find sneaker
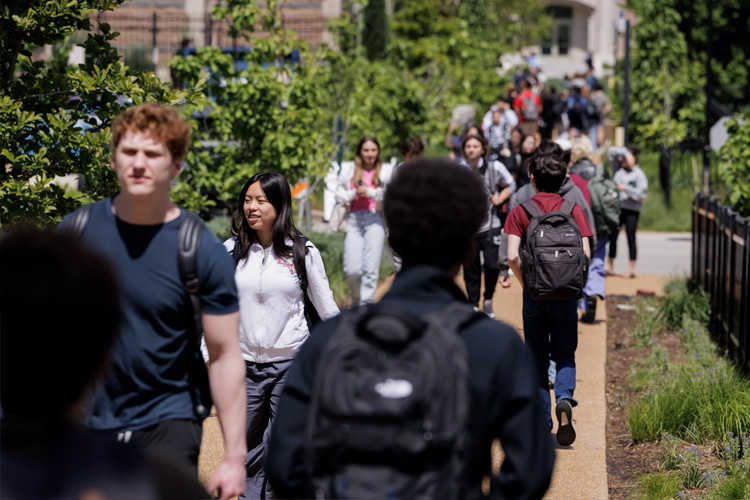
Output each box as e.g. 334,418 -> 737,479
555,399 -> 576,446
482,299 -> 495,319
580,294 -> 597,323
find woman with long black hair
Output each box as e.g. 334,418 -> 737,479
227,172 -> 339,499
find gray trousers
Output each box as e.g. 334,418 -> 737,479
240,359 -> 293,500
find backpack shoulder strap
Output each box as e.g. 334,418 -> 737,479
177,211 -> 204,347
521,199 -> 544,219
178,211 -> 203,294
560,199 -> 576,216
292,235 -> 310,291
66,204 -> 93,238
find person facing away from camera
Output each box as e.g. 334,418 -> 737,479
265,158 -> 555,500
505,152 -> 593,446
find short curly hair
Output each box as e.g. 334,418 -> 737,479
384,158 -> 488,269
111,103 -> 191,160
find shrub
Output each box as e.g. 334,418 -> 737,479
657,279 -> 710,331
635,472 -> 682,500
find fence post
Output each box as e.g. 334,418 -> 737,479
205,13 -> 213,47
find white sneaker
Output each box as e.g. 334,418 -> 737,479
483,299 -> 495,319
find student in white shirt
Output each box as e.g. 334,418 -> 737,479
226,172 -> 339,499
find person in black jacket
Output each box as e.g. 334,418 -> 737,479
265,158 -> 555,500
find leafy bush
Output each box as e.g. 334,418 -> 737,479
719,117 -> 750,217
635,472 -> 682,500
657,279 -> 711,331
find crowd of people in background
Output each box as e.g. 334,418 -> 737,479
1,55 -> 645,498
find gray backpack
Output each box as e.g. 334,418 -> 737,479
521,199 -> 589,301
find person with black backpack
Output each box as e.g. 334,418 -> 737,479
505,153 -> 593,446
58,103 -> 246,499
266,158 -> 555,500
226,172 -> 339,499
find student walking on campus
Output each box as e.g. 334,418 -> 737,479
226,172 -> 339,499
59,103 -> 246,499
336,137 -> 389,306
266,158 -> 555,499
606,146 -> 648,278
506,153 -> 593,446
460,134 -> 516,316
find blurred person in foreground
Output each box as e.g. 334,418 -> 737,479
0,227 -> 209,499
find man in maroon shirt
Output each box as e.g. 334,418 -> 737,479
505,153 -> 592,447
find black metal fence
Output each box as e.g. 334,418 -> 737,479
692,193 -> 750,371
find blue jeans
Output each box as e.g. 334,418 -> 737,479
522,291 -> 579,429
583,234 -> 608,300
344,211 -> 385,305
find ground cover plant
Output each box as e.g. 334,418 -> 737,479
607,279 -> 750,499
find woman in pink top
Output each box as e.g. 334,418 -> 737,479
335,137 -> 386,305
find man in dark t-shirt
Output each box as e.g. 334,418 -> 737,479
59,104 -> 246,500
506,153 -> 592,447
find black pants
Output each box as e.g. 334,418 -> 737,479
117,419 -> 203,475
464,229 -> 500,306
609,208 -> 640,261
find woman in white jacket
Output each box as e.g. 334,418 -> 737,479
226,172 -> 339,499
336,136 -> 387,306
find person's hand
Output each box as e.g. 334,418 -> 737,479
500,275 -> 512,288
617,183 -> 626,191
500,148 -> 511,157
448,121 -> 458,132
355,185 -> 368,197
207,459 -> 246,500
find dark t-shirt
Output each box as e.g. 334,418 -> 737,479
505,192 -> 593,240
60,198 -> 238,431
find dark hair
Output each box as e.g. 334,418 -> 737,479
592,82 -> 603,92
460,133 -> 488,159
527,153 -> 568,193
230,172 -> 302,264
627,145 -> 641,161
384,158 -> 488,269
399,137 -> 424,157
0,226 -> 122,415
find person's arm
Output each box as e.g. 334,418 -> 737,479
445,122 -> 458,149
335,167 -> 357,204
623,168 -> 648,202
491,188 -> 512,207
490,334 -> 555,498
504,109 -> 519,128
507,234 -> 523,287
305,245 -> 340,320
203,311 -> 247,500
583,236 -> 591,260
607,146 -> 627,169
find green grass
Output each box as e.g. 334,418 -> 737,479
634,471 -> 682,500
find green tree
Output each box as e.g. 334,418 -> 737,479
362,0 -> 389,61
170,0 -> 336,214
390,0 -> 549,147
718,118 -> 750,216
0,0 -> 194,226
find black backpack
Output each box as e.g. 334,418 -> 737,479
304,302 -> 480,499
291,235 -> 322,330
65,203 -> 212,419
521,199 -> 589,301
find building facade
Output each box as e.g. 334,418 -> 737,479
536,0 -> 622,78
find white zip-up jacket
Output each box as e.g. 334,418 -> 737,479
225,237 -> 339,363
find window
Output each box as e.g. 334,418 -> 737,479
544,6 -> 573,56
